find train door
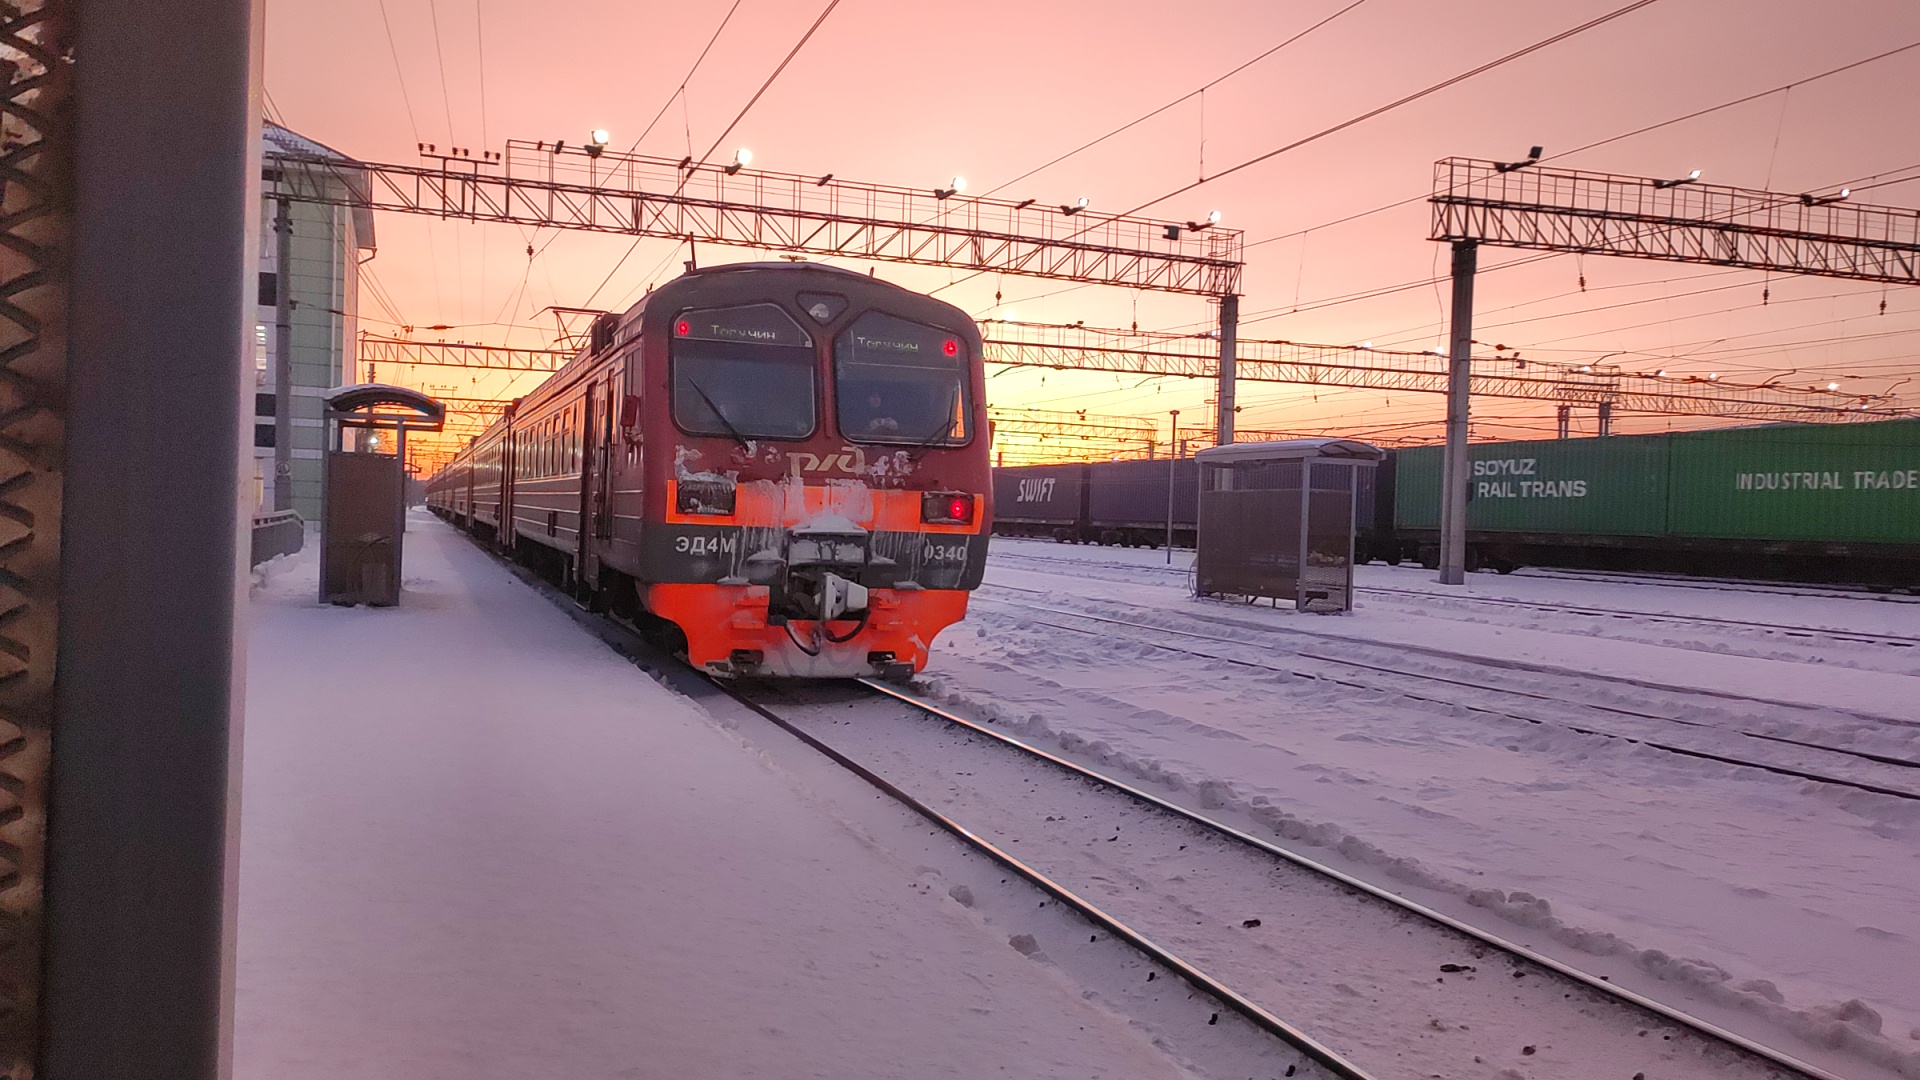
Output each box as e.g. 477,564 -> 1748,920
576,383 -> 599,585
594,375 -> 616,543
498,422 -> 517,554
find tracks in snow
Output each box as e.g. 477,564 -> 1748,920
975,589 -> 1920,803
730,677 -> 1831,1080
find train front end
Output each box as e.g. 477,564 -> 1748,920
637,265 -> 990,679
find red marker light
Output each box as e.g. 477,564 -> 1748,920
943,339 -> 958,356
676,319 -> 691,336
948,496 -> 969,521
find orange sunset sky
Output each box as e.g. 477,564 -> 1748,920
263,0 -> 1920,455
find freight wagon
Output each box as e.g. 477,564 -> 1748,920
991,458 -> 1200,546
991,456 -> 1383,553
1386,418 -> 1920,587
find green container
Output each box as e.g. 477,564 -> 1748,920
1668,419 -> 1920,544
1394,434 -> 1670,536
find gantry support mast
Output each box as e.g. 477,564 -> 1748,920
1429,157 -> 1920,582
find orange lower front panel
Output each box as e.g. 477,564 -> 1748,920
643,582 -> 971,678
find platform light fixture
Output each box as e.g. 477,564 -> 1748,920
1061,196 -> 1090,216
1653,169 -> 1702,190
1801,188 -> 1851,206
1495,145 -> 1544,173
934,176 -> 967,199
725,147 -> 753,174
1167,209 -> 1222,239
585,128 -> 610,158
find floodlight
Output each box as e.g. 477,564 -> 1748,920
590,129 -> 610,147
934,176 -> 968,199
1061,196 -> 1090,216
1495,145 -> 1544,173
725,148 -> 753,174
1180,209 -> 1224,236
1653,168 -> 1701,190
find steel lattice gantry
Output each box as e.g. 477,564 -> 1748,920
1432,157 -> 1920,282
977,320 -> 1903,422
272,141 -> 1244,296
360,334 -> 571,372
1425,156 -> 1920,583
279,139 -> 1247,443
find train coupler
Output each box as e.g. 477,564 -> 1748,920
867,650 -> 914,684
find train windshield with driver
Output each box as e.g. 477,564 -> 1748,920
427,263 -> 992,677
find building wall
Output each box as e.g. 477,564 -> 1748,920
254,166 -> 367,521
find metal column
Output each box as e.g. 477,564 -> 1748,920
47,0 -> 261,1077
272,196 -> 293,511
1215,293 -> 1238,446
1597,400 -> 1613,436
1165,409 -> 1179,562
0,3 -> 71,1073
1437,240 -> 1477,585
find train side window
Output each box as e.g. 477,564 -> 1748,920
833,311 -> 972,446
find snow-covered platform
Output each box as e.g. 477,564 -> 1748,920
236,514 -> 1194,1079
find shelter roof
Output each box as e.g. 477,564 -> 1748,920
1193,438 -> 1384,463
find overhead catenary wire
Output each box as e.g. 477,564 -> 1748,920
374,0 -> 423,143
1237,37 -> 1920,256
583,0 -> 845,310
527,0 -> 745,270
933,0 -> 1662,301
1107,0 -> 1664,218
980,0 -> 1370,197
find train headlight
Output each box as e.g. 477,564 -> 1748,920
677,479 -> 737,516
921,491 -> 974,525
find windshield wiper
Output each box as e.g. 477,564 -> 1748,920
908,389 -> 960,458
687,378 -> 752,449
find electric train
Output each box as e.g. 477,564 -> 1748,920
427,263 -> 992,677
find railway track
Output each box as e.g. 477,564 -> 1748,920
481,532 -> 1875,1080
723,677 -> 1836,1080
974,590 -> 1920,801
489,547 -> 1369,1079
986,546 -> 1920,652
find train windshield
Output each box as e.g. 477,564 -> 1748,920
670,304 -> 816,440
833,312 -> 972,446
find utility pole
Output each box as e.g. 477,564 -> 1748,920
1437,240 -> 1476,585
1165,409 -> 1180,564
1215,294 -> 1238,446
1556,404 -> 1570,439
1597,400 -> 1613,436
273,196 -> 293,511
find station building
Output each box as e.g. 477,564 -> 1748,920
256,121 -> 375,519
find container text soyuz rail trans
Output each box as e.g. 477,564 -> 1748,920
1473,459 -> 1588,499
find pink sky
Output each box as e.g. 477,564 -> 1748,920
266,0 -> 1920,445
